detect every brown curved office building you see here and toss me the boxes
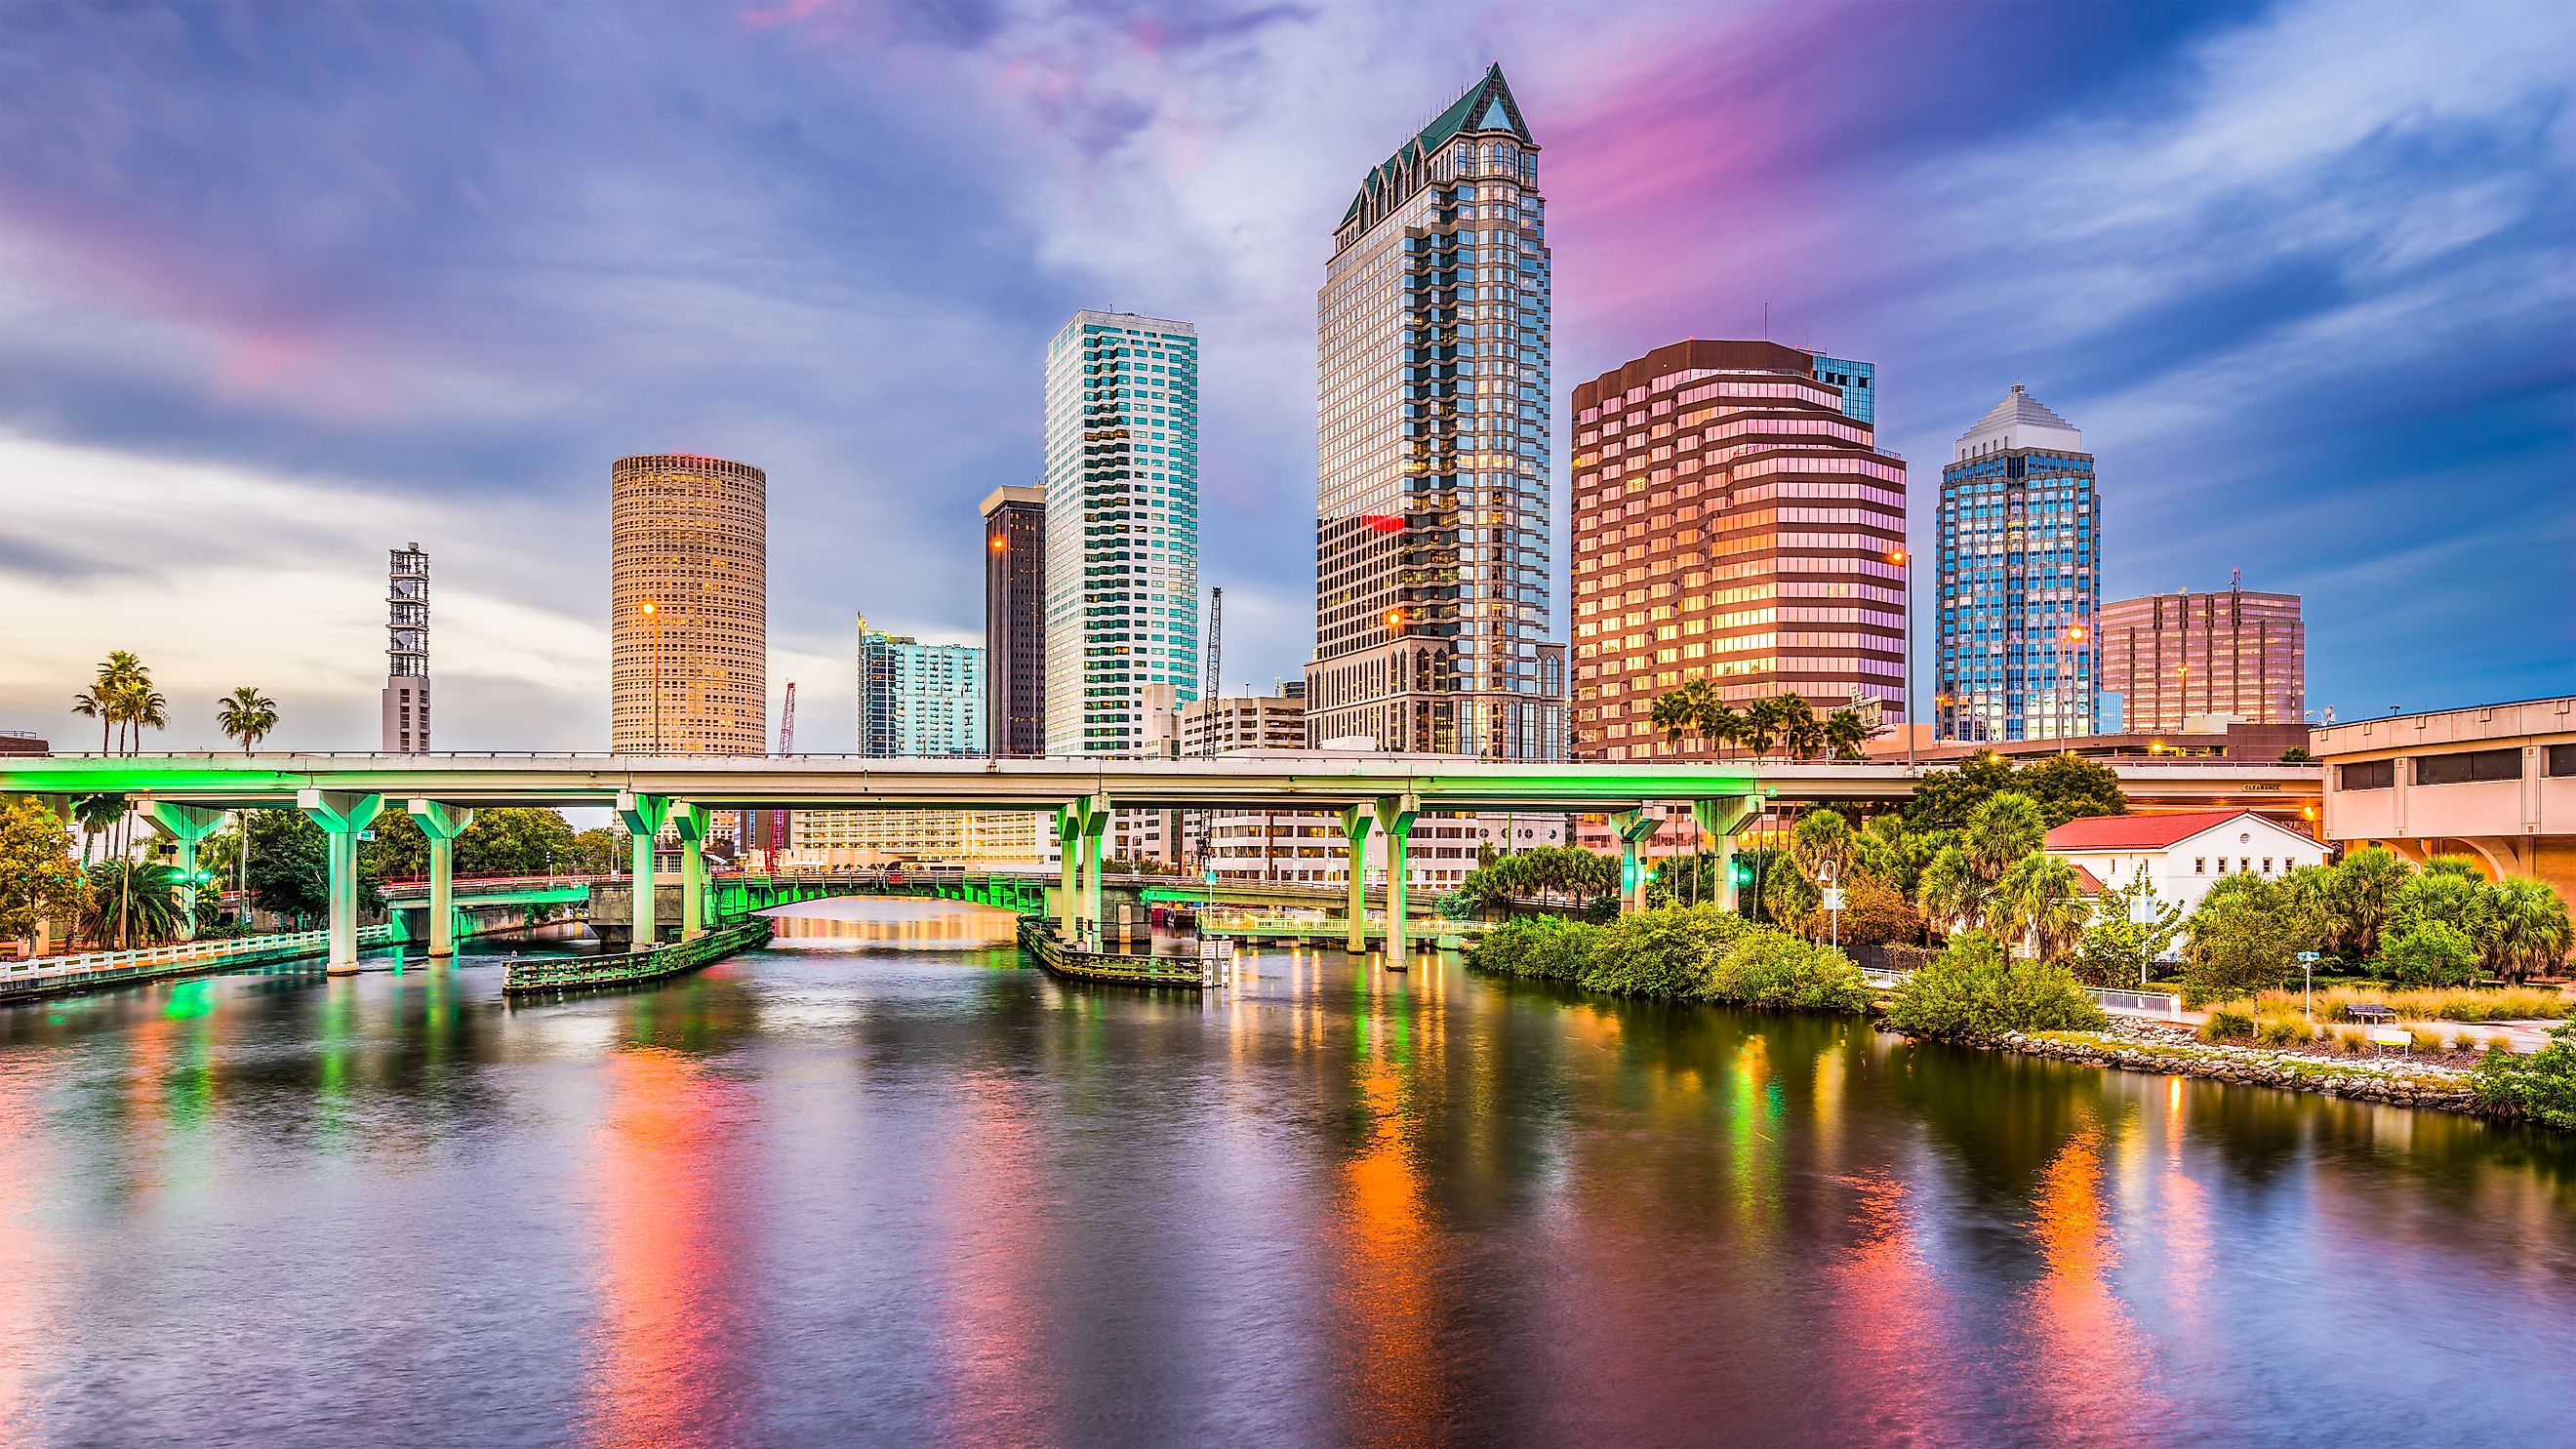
[1570,340,1908,761]
[610,453,768,754]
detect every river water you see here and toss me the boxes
[1,899,2569,1448]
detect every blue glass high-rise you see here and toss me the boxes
[1936,385,2100,742]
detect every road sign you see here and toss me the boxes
[1822,888,1845,911]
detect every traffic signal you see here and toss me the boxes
[1730,860,1753,887]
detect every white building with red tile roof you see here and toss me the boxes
[2043,809,2328,913]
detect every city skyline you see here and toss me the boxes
[1,0,2570,752]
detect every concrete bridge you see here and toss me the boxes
[1,751,2319,977]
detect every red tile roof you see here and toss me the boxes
[2044,809,2270,852]
[2070,863,2107,895]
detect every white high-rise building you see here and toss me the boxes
[1042,310,1200,757]
[1306,64,1559,759]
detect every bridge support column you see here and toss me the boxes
[1055,797,1109,944]
[671,804,710,940]
[617,793,671,949]
[140,799,225,942]
[1612,809,1663,915]
[407,800,474,958]
[298,789,383,975]
[1339,805,1374,953]
[1372,794,1419,972]
[1693,795,1763,913]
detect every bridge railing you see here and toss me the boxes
[1,924,396,986]
[1855,962,2182,1019]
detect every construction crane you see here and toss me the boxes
[1204,586,1222,701]
[767,683,796,857]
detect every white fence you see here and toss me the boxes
[0,924,395,989]
[1857,963,2182,1020]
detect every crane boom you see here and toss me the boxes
[1205,586,1222,701]
[767,682,796,855]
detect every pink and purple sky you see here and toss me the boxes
[0,0,2569,749]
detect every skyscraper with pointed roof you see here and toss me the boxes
[1305,64,1561,759]
[1937,384,2101,742]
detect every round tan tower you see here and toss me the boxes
[611,453,767,754]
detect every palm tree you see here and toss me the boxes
[79,861,183,950]
[71,685,112,754]
[72,793,124,867]
[217,687,278,754]
[2331,846,2407,958]
[1824,708,1871,761]
[124,686,168,755]
[2475,877,2572,983]
[93,652,147,753]
[1992,853,2088,960]
[1739,697,1782,761]
[1649,689,1698,757]
[1700,700,1746,760]
[1916,845,1986,936]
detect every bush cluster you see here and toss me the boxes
[1885,931,2110,1039]
[2471,1023,2576,1129]
[1469,906,1871,1015]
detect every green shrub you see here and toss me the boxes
[1580,905,1744,996]
[2470,1023,2576,1128]
[2383,921,2479,988]
[2200,1008,2256,1041]
[1470,915,1602,983]
[1705,929,1872,1014]
[1887,931,2110,1039]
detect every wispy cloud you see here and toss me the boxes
[0,0,2567,750]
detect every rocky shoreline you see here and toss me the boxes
[1899,1013,2488,1114]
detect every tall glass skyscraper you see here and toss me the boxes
[1306,63,1560,759]
[1806,353,1876,425]
[1042,311,1200,756]
[857,615,985,757]
[1936,385,2101,742]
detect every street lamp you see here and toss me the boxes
[1888,548,1913,768]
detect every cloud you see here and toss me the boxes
[0,0,2567,753]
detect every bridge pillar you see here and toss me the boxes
[407,800,474,957]
[1056,797,1109,944]
[1372,794,1419,972]
[139,799,225,942]
[1612,809,1662,914]
[616,792,671,949]
[298,789,383,975]
[1339,805,1374,953]
[1693,795,1763,913]
[670,804,710,941]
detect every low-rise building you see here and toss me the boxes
[2044,808,2329,913]
[2314,695,2576,894]
[785,809,1050,869]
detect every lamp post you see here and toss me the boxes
[1889,548,1913,768]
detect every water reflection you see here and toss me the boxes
[766,897,1021,948]
[0,900,2567,1446]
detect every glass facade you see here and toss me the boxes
[1936,385,2100,742]
[857,616,986,757]
[1306,64,1560,760]
[1041,311,1200,757]
[1806,353,1876,425]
